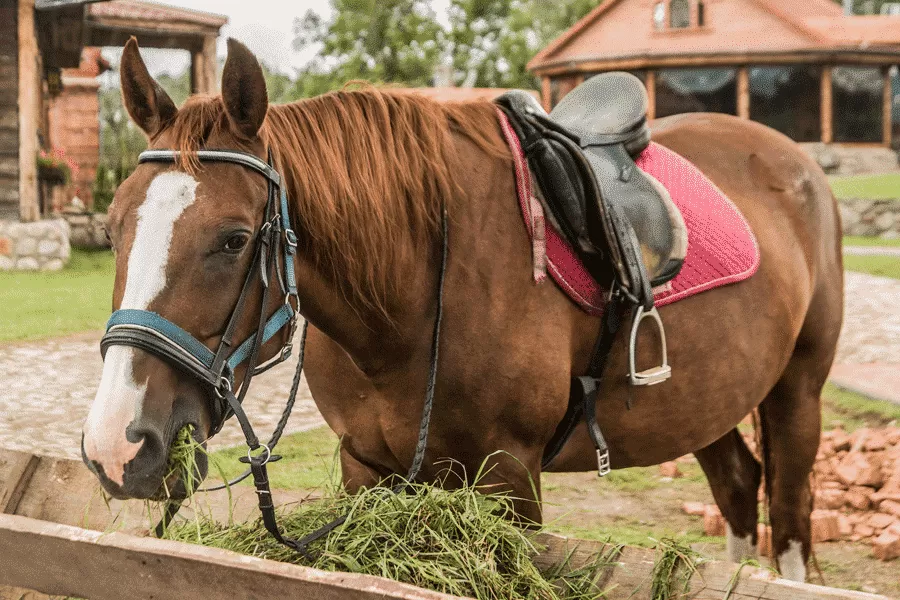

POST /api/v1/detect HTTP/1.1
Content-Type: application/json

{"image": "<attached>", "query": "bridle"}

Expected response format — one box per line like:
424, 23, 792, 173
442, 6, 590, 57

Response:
99, 147, 448, 557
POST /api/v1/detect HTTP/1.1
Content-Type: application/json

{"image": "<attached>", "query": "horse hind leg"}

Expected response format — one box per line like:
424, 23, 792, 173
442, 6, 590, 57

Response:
695, 428, 761, 562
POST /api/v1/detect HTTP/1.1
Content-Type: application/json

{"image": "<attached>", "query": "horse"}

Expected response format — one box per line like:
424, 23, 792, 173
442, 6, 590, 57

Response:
81, 38, 843, 582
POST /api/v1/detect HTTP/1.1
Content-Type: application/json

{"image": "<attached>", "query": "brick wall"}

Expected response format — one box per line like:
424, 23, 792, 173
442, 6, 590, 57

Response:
0, 0, 19, 220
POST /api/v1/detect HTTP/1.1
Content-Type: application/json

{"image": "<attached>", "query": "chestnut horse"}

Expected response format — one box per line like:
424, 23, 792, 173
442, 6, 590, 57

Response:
82, 39, 843, 581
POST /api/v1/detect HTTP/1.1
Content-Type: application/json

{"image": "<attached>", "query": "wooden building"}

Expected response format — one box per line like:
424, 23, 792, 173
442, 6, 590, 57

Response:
0, 0, 226, 222
529, 0, 900, 147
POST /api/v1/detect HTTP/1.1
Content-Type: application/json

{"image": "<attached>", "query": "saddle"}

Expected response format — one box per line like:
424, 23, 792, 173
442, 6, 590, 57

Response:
496, 73, 687, 309
496, 74, 690, 475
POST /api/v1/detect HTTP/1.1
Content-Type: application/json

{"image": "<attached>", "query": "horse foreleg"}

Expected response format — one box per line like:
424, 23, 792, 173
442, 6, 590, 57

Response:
758, 351, 825, 582
695, 427, 761, 562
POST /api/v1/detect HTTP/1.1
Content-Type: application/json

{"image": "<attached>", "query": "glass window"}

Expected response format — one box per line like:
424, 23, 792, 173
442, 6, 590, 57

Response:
656, 68, 737, 117
653, 2, 666, 30
550, 76, 580, 108
669, 0, 691, 28
749, 66, 821, 142
833, 66, 884, 143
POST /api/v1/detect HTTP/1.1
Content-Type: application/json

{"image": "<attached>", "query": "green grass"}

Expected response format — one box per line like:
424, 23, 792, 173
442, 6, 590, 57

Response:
0, 249, 114, 342
842, 254, 900, 279
830, 173, 900, 200
551, 520, 721, 550
821, 383, 900, 431
843, 236, 900, 248
210, 426, 340, 491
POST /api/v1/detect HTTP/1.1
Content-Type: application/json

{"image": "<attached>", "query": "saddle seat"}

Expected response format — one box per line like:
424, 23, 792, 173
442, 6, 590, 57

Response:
497, 73, 687, 305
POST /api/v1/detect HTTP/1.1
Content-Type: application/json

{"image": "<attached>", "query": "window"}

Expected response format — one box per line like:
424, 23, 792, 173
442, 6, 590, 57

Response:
750, 66, 821, 142
833, 66, 884, 143
697, 0, 706, 26
653, 2, 666, 30
656, 68, 737, 117
669, 0, 691, 29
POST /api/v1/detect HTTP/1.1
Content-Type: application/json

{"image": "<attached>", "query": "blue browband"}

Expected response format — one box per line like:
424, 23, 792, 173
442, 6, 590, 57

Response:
100, 149, 299, 433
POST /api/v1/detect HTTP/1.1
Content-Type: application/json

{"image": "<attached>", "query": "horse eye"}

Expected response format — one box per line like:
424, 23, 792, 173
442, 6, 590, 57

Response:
223, 233, 250, 253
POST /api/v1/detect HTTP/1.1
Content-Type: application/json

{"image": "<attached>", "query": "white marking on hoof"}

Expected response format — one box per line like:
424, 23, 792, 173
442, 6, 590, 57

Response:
778, 540, 807, 582
726, 523, 756, 562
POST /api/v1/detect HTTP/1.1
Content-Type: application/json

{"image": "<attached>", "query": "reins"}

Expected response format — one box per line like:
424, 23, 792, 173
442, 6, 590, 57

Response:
100, 148, 448, 557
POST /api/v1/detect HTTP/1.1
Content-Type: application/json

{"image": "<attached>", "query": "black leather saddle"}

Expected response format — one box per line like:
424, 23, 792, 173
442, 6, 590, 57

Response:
496, 73, 686, 308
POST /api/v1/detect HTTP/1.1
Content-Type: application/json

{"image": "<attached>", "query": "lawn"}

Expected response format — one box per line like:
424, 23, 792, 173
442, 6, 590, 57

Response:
843, 254, 900, 280
0, 249, 115, 342
843, 236, 900, 248
830, 173, 900, 200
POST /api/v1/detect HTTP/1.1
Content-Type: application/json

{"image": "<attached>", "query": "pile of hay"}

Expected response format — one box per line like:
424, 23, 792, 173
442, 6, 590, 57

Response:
162, 429, 614, 600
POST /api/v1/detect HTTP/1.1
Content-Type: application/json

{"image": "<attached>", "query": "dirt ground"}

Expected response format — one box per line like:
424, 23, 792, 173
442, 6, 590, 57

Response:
541, 462, 900, 598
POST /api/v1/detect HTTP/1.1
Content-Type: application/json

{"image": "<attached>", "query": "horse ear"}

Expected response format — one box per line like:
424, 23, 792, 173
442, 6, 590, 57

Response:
221, 38, 268, 140
120, 37, 177, 137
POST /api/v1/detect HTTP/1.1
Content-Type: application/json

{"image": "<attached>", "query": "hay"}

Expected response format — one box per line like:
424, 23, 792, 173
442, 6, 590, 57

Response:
163, 480, 615, 600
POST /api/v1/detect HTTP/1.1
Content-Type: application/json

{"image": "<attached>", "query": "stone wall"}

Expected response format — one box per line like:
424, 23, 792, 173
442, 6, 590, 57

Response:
61, 210, 108, 249
803, 144, 900, 176
839, 199, 900, 239
0, 218, 71, 271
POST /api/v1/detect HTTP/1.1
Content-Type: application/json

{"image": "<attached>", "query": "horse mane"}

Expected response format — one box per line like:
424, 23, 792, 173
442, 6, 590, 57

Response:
166, 88, 511, 318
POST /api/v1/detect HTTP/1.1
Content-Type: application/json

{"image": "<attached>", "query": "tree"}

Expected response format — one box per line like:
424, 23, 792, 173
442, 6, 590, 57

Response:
292, 0, 444, 88
447, 0, 597, 89
830, 0, 894, 14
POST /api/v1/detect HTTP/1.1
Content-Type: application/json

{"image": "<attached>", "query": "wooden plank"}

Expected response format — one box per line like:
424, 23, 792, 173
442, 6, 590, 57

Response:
883, 67, 892, 148
0, 514, 458, 600
821, 66, 834, 145
533, 533, 890, 600
18, 0, 39, 222
541, 76, 551, 112
0, 451, 39, 514
645, 70, 656, 120
191, 34, 217, 94
737, 66, 750, 120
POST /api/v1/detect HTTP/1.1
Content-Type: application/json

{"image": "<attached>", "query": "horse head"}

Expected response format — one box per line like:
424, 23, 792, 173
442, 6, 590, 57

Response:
81, 38, 291, 500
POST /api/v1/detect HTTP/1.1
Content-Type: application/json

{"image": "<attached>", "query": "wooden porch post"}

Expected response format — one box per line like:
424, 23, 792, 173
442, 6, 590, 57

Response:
541, 76, 551, 112
17, 0, 38, 222
883, 66, 893, 147
645, 70, 656, 120
191, 35, 217, 95
737, 67, 750, 119
821, 66, 833, 144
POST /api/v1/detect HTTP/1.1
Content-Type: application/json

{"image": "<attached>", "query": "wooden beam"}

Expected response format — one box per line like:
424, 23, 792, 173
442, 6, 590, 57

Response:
0, 514, 458, 600
737, 67, 750, 119
821, 66, 834, 144
883, 67, 893, 147
645, 70, 656, 120
191, 34, 217, 95
541, 76, 551, 112
17, 0, 39, 222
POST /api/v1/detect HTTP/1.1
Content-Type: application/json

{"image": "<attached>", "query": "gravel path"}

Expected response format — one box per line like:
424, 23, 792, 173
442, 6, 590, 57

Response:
1, 272, 898, 459
843, 246, 900, 257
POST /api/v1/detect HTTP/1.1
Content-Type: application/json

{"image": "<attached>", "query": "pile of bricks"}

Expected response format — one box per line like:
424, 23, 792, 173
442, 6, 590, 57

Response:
680, 426, 900, 561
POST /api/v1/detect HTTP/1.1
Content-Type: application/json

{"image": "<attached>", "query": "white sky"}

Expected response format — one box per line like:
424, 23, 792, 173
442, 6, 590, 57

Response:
107, 0, 451, 79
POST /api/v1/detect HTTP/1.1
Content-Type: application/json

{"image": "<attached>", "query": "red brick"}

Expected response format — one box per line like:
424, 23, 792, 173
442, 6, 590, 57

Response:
846, 486, 874, 510
704, 505, 726, 537
0, 237, 10, 256
682, 501, 706, 516
757, 523, 772, 557
658, 461, 683, 479
811, 510, 841, 543
869, 513, 896, 530
816, 488, 846, 510
838, 515, 853, 538
871, 531, 900, 561
880, 500, 900, 518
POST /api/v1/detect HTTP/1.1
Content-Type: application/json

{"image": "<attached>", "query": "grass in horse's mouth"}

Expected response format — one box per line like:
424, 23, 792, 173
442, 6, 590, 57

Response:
162, 479, 619, 600
163, 424, 204, 498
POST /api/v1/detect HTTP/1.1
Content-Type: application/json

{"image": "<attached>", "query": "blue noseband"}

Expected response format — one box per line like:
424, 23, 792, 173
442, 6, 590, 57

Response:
100, 149, 299, 434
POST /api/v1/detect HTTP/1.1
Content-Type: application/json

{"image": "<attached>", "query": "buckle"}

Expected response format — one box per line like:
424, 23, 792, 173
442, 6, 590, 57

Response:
628, 305, 672, 387
284, 228, 298, 253
596, 449, 611, 477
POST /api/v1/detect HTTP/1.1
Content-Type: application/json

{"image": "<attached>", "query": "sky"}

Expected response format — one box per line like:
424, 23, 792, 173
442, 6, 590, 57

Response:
109, 0, 451, 79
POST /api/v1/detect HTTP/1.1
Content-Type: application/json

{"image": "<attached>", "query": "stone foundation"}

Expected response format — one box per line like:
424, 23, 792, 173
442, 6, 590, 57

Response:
61, 211, 109, 249
0, 219, 71, 271
839, 199, 900, 239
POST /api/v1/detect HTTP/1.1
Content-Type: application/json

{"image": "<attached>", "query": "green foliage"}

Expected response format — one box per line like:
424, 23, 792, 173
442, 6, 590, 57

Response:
96, 86, 147, 212
830, 0, 894, 14
0, 249, 115, 342
822, 382, 900, 430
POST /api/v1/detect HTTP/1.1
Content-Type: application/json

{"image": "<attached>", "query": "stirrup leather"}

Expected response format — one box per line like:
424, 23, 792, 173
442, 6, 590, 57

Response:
628, 305, 671, 386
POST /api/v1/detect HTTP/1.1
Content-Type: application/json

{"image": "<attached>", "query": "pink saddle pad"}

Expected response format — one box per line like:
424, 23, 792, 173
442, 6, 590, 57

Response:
497, 110, 760, 315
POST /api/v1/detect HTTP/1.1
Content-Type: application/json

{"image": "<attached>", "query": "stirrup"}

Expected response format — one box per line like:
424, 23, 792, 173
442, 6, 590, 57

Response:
628, 305, 671, 386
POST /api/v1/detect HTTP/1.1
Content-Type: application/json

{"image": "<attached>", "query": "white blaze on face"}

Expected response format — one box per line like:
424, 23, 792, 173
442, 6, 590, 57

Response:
83, 172, 199, 486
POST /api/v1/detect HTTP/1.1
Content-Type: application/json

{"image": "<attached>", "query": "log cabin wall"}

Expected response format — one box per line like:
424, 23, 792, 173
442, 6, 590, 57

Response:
0, 0, 19, 220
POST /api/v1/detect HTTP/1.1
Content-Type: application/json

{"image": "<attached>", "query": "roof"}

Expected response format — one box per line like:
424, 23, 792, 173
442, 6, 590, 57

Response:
529, 0, 900, 73
88, 0, 227, 30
